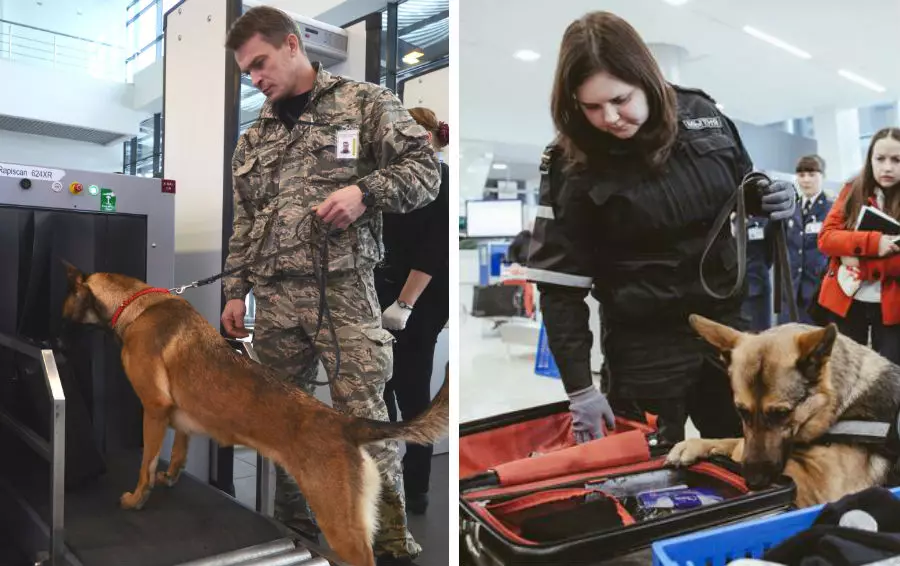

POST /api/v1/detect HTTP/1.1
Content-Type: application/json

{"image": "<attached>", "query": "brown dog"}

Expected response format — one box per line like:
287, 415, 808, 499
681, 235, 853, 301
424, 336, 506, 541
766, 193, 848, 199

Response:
61, 264, 449, 566
665, 314, 900, 508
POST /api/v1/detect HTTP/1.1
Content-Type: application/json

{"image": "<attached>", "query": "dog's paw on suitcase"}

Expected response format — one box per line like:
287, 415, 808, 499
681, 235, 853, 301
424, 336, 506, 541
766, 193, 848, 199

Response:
665, 439, 717, 467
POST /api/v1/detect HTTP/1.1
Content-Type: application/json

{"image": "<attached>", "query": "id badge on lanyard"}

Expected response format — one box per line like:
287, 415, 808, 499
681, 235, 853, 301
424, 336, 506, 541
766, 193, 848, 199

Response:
748, 226, 765, 241
336, 129, 360, 160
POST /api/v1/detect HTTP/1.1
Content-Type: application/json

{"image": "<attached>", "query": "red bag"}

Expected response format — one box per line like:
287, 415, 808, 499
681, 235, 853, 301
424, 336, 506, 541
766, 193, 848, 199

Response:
459, 401, 796, 564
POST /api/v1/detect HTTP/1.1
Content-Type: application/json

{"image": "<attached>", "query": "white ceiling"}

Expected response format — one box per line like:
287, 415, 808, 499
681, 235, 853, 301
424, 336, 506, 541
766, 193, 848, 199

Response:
460, 0, 900, 170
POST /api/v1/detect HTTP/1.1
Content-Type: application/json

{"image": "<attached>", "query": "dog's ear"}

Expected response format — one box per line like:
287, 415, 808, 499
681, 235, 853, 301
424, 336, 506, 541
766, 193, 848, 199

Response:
795, 323, 837, 383
689, 314, 742, 353
60, 258, 87, 290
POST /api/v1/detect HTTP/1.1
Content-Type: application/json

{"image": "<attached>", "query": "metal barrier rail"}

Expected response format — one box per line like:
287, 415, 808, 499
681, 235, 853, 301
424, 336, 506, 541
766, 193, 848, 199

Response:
0, 19, 125, 82
0, 332, 66, 565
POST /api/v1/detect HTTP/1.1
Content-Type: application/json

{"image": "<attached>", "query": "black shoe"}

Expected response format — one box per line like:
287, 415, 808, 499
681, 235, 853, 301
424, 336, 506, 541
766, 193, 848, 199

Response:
376, 554, 420, 566
406, 493, 429, 515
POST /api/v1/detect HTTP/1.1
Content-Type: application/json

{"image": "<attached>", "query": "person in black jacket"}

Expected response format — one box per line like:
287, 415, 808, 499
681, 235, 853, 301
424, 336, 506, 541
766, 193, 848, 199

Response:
506, 229, 533, 265
526, 11, 796, 445
375, 106, 449, 515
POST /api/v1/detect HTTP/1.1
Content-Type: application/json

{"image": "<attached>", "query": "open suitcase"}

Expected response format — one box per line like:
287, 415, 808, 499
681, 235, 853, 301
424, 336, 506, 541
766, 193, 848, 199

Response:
459, 401, 798, 565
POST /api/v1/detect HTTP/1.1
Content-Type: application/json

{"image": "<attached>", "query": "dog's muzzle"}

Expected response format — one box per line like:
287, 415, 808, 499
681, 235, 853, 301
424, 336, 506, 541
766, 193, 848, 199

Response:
742, 459, 782, 490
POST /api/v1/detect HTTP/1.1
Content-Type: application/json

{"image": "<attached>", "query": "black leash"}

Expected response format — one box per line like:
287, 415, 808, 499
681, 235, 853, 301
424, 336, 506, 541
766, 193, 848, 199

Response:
171, 210, 339, 386
772, 219, 800, 321
700, 172, 799, 322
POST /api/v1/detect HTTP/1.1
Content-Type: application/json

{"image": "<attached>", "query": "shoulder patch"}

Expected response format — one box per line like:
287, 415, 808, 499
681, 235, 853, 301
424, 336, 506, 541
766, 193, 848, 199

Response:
682, 117, 723, 130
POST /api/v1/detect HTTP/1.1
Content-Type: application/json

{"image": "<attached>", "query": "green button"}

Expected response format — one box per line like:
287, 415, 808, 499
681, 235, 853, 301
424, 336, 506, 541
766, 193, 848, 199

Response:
88, 184, 100, 196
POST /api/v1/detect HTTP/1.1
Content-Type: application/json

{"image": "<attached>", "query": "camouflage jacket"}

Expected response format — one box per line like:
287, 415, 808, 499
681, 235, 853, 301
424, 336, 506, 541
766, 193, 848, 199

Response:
222, 64, 441, 300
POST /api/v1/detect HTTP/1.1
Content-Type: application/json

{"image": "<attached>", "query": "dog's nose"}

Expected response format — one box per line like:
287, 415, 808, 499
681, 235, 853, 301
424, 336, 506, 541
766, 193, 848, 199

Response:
742, 461, 778, 490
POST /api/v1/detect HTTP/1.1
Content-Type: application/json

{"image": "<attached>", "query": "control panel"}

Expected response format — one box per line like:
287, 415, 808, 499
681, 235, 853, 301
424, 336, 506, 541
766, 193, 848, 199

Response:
1, 162, 174, 215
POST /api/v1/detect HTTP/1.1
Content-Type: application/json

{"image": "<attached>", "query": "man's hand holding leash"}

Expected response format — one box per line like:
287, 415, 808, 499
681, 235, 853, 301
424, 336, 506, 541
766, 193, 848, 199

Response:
314, 184, 367, 229
222, 299, 250, 338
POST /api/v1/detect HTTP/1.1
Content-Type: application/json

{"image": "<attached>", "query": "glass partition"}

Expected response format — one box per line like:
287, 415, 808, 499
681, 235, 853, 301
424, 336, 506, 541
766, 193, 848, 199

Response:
0, 19, 125, 81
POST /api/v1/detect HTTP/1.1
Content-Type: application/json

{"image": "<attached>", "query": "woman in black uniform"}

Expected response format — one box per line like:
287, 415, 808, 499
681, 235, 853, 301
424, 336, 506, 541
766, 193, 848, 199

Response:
527, 12, 795, 445
375, 106, 449, 514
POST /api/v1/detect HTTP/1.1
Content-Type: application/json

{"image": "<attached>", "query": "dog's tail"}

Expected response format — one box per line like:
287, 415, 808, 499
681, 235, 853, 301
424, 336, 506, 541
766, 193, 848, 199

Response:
347, 364, 449, 447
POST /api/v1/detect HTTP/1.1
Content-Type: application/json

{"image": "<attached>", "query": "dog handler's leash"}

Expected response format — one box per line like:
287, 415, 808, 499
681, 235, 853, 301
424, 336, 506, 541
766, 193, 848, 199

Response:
700, 172, 799, 322
170, 210, 339, 387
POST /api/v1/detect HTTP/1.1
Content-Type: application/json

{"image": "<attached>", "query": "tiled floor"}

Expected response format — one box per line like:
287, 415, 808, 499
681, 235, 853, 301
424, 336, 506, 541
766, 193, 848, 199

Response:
232, 447, 449, 566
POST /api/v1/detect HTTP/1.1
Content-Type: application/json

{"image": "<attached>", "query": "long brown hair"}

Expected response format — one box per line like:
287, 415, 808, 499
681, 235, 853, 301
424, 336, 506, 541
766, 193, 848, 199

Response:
843, 127, 900, 228
550, 11, 678, 172
408, 107, 450, 149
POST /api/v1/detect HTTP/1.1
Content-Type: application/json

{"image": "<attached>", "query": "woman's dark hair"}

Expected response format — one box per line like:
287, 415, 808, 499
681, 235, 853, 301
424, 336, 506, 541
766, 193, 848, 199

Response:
550, 11, 678, 171
843, 128, 900, 228
795, 154, 825, 174
408, 107, 449, 149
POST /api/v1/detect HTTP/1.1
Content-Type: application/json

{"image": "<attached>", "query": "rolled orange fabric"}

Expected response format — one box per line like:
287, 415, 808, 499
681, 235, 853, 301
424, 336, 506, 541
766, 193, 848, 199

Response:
494, 429, 650, 487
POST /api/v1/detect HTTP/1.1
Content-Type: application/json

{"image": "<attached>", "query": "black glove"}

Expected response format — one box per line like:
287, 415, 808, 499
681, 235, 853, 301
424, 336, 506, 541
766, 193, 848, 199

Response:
744, 173, 796, 221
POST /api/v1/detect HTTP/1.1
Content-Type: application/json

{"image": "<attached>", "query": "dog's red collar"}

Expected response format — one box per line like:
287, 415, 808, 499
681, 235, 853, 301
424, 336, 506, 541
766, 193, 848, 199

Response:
110, 288, 171, 328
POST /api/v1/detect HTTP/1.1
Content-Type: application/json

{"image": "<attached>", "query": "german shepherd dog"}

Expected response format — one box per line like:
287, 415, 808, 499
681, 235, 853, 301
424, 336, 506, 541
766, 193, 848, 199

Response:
665, 314, 900, 508
60, 263, 449, 566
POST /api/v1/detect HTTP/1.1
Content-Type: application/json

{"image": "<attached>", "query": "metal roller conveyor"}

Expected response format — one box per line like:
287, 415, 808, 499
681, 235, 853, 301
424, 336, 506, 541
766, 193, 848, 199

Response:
239, 548, 314, 565
176, 539, 298, 566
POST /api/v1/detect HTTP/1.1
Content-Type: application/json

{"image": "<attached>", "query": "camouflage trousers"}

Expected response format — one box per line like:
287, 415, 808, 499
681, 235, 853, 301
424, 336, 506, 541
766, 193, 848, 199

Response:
251, 269, 421, 559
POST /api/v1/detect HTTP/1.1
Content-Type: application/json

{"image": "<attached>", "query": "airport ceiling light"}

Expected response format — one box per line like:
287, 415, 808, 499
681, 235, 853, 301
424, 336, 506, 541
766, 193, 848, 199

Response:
514, 49, 541, 62
838, 69, 886, 93
661, 0, 691, 5
403, 50, 425, 65
492, 163, 508, 170
742, 26, 812, 60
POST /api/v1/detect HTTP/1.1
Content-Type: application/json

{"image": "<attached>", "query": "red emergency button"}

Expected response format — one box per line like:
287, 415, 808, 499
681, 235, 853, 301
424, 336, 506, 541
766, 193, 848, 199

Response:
69, 182, 84, 195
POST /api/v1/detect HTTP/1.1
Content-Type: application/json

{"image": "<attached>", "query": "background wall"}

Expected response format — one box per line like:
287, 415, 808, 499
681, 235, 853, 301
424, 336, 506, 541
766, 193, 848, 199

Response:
403, 66, 449, 124
733, 119, 818, 174
0, 59, 143, 136
0, 131, 122, 173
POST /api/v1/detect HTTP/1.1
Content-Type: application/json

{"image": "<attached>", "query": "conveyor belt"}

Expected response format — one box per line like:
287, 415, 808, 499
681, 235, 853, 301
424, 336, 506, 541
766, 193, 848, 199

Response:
0, 434, 333, 566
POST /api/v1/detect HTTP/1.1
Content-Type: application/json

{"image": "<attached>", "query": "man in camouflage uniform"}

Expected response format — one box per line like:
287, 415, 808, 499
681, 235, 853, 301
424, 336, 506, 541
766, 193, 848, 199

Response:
220, 7, 440, 565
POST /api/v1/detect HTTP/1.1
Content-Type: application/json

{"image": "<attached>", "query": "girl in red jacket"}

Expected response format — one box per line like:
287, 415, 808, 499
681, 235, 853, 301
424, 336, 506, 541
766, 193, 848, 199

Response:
817, 127, 900, 363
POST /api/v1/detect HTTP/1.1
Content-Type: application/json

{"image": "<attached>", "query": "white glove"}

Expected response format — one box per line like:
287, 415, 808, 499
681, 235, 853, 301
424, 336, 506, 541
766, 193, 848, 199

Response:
383, 301, 413, 330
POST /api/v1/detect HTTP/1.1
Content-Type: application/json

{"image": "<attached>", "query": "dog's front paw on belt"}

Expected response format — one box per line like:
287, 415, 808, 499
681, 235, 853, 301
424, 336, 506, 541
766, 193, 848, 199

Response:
156, 470, 183, 487
120, 489, 151, 510
665, 439, 717, 467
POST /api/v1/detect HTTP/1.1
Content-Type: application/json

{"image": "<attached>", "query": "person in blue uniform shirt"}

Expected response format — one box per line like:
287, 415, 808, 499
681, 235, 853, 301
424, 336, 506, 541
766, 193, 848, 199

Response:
525, 11, 795, 446
776, 155, 833, 325
741, 214, 773, 332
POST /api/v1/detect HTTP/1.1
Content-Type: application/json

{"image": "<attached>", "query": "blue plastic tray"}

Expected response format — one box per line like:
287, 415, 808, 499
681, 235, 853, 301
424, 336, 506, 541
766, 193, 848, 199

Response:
533, 322, 561, 379
652, 486, 900, 566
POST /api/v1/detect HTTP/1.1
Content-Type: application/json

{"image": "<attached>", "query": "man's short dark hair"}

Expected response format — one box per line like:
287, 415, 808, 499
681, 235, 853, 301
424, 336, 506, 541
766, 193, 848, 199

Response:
225, 6, 301, 51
